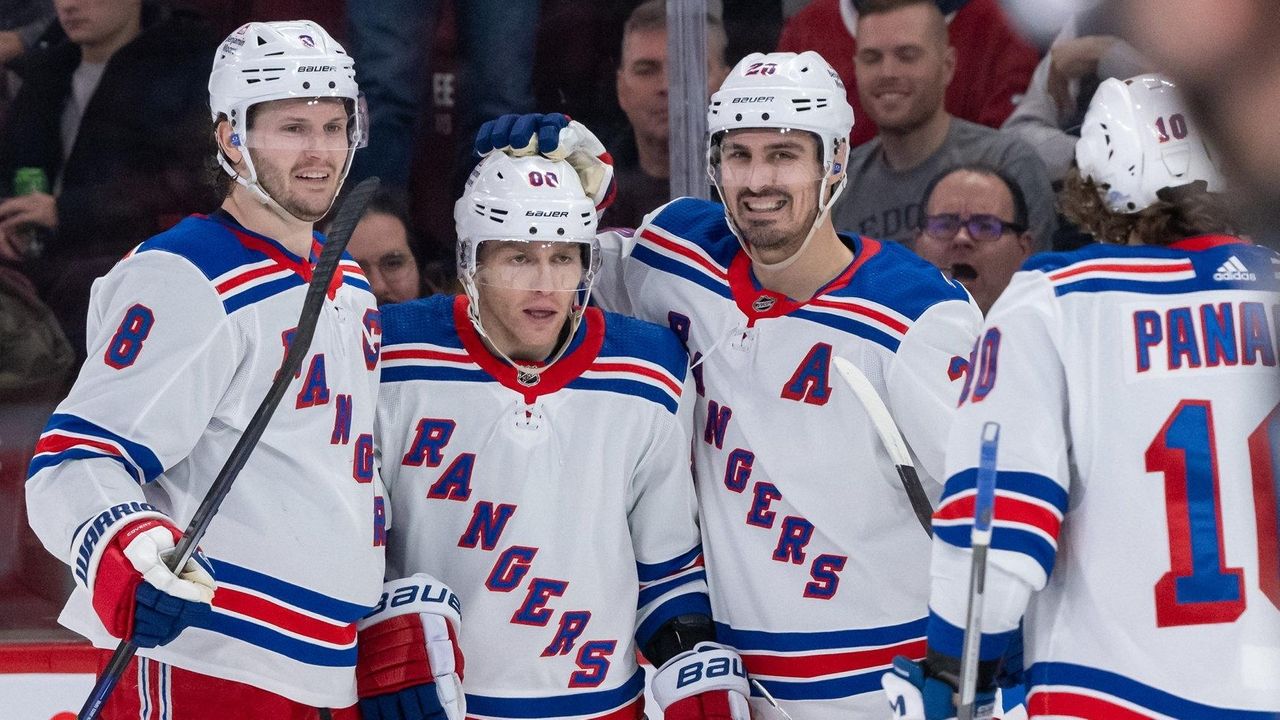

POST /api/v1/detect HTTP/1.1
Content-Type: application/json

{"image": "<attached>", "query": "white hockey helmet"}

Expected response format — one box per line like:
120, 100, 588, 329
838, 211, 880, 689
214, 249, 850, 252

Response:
708, 51, 854, 179
455, 154, 601, 380
707, 51, 854, 271
1075, 74, 1225, 214
208, 20, 364, 215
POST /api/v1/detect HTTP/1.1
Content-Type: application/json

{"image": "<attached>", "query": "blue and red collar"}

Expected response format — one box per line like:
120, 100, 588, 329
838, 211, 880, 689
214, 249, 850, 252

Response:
204, 210, 343, 299
726, 234, 883, 325
451, 295, 605, 404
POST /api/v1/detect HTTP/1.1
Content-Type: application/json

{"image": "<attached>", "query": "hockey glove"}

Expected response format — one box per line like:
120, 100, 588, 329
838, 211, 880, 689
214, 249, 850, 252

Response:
474, 112, 616, 211
87, 516, 215, 648
882, 656, 997, 720
651, 642, 751, 720
357, 574, 465, 720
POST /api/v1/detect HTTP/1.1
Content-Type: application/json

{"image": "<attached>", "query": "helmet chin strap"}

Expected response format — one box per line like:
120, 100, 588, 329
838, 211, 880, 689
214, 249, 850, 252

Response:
462, 278, 591, 388
719, 171, 849, 277
219, 143, 351, 227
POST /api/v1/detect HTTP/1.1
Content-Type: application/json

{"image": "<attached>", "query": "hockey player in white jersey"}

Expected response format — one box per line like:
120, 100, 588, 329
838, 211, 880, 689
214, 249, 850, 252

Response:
883, 74, 1280, 719
474, 51, 984, 719
22, 21, 432, 717
371, 152, 750, 720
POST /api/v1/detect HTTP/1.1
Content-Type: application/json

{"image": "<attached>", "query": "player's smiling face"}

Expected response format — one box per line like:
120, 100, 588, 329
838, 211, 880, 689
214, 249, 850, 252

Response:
473, 240, 585, 362
717, 129, 824, 260
245, 98, 350, 222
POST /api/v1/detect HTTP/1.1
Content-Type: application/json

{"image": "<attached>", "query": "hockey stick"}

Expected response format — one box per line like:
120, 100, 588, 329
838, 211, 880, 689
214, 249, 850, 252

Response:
831, 356, 934, 536
957, 421, 1000, 720
78, 177, 381, 720
750, 678, 795, 720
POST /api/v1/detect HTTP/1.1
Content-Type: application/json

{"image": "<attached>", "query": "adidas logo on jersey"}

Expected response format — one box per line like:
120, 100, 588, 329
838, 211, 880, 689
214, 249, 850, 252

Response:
1213, 256, 1256, 282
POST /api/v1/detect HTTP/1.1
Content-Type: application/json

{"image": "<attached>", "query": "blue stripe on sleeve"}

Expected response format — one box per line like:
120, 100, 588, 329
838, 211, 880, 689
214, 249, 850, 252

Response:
636, 592, 712, 648
209, 558, 372, 623
36, 413, 165, 483
636, 569, 707, 609
935, 523, 1058, 578
941, 468, 1068, 513
194, 612, 356, 668
637, 546, 702, 583
925, 609, 1016, 662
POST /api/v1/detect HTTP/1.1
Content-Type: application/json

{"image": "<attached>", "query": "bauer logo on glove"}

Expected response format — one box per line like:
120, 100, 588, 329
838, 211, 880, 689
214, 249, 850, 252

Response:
366, 576, 463, 620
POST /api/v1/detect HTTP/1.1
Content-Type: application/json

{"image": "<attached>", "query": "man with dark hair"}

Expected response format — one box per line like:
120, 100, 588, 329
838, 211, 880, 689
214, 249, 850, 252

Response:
831, 0, 1056, 249
606, 0, 730, 228
476, 48, 984, 718
913, 165, 1032, 314
344, 186, 426, 305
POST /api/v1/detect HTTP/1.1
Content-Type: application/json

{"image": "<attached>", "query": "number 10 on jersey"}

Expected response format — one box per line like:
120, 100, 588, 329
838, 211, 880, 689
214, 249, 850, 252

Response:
1146, 400, 1280, 627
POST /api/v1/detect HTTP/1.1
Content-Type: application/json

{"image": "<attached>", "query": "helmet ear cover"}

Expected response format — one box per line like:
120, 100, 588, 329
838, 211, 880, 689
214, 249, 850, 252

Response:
1075, 74, 1225, 214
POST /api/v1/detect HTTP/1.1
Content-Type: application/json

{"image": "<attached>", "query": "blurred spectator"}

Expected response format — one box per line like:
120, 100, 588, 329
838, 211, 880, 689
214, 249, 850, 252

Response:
1002, 8, 1149, 182
0, 0, 218, 356
0, 0, 54, 133
913, 164, 1031, 314
1115, 0, 1280, 237
604, 0, 731, 228
343, 186, 428, 305
534, 0, 780, 140
777, 0, 1039, 147
345, 0, 540, 189
831, 0, 1056, 247
0, 0, 54, 66
170, 0, 344, 39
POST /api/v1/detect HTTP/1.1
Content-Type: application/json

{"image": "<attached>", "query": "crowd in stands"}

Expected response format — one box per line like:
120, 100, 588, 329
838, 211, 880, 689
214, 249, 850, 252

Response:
0, 0, 1205, 640
0, 0, 1143, 379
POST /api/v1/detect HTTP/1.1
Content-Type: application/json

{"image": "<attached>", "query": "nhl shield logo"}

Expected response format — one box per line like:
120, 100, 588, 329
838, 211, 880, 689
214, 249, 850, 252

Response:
299, 34, 315, 47
516, 369, 540, 387
752, 295, 777, 312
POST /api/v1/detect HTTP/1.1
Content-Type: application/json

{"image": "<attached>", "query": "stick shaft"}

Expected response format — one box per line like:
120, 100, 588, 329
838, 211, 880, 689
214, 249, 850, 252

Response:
831, 356, 934, 535
78, 178, 380, 720
958, 422, 1000, 718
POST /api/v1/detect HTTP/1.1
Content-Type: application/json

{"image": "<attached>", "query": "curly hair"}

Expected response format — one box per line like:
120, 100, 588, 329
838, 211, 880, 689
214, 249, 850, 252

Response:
1059, 166, 1238, 246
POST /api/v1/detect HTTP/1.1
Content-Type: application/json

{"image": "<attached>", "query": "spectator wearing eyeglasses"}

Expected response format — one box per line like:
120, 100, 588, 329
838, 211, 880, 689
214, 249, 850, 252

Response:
343, 186, 427, 305
914, 164, 1032, 314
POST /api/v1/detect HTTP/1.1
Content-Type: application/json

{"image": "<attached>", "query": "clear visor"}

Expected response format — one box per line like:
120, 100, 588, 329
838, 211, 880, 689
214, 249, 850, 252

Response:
710, 128, 826, 189
238, 95, 368, 151
472, 238, 599, 293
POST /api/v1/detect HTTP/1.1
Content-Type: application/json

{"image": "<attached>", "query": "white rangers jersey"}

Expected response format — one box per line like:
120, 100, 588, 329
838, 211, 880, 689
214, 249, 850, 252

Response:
376, 294, 709, 720
593, 198, 982, 719
930, 236, 1280, 718
24, 212, 386, 707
